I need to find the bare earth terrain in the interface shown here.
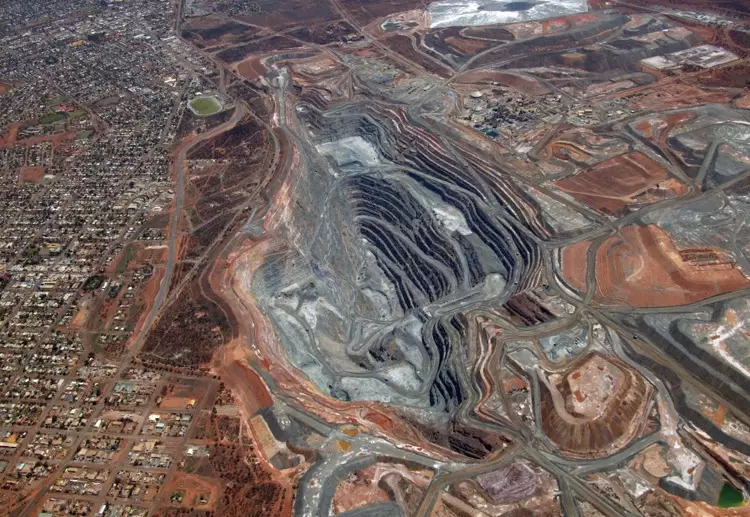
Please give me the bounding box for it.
[0,0,749,516]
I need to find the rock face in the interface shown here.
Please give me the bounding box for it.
[475,461,542,503]
[539,353,652,458]
[251,91,545,415]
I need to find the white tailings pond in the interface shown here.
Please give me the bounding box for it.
[428,0,588,28]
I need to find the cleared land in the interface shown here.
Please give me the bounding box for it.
[552,152,687,216]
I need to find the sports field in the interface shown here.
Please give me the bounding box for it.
[188,95,222,116]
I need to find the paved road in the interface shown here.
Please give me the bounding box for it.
[18,98,245,517]
[138,104,246,356]
[177,4,750,516]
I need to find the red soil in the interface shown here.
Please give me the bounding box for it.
[161,471,221,512]
[552,152,685,216]
[562,225,750,307]
[70,306,90,329]
[222,358,273,415]
[332,464,391,514]
[540,353,651,457]
[19,167,46,183]
[128,267,164,347]
[454,70,550,95]
[4,122,21,147]
[550,142,594,162]
[444,35,491,55]
[735,93,750,109]
[236,57,268,81]
[383,34,453,79]
[561,240,590,294]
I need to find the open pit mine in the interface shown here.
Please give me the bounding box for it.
[164,0,750,515]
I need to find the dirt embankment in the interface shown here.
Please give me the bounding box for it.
[563,225,750,307]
